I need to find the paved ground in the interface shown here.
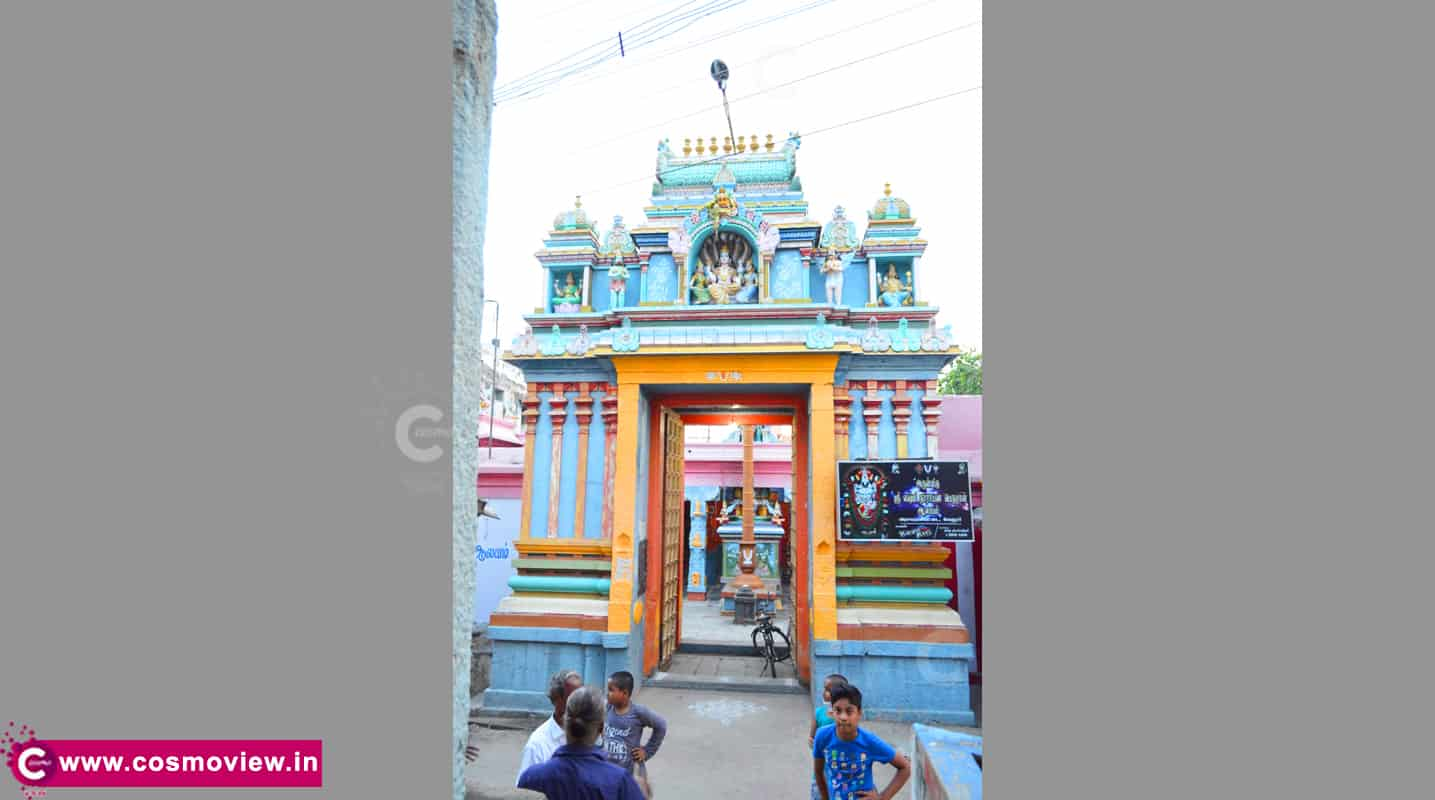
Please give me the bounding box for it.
[465,684,978,800]
[664,652,799,681]
[680,596,791,647]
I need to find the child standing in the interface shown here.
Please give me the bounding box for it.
[603,671,668,775]
[809,674,848,800]
[812,684,911,800]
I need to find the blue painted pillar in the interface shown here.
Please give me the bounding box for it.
[556,395,581,537]
[685,485,718,597]
[544,267,554,314]
[908,386,928,458]
[582,389,607,538]
[877,388,898,459]
[528,390,554,538]
[848,389,869,459]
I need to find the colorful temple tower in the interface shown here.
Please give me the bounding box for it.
[483,132,975,725]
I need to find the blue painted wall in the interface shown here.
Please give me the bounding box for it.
[528,390,554,537]
[556,395,580,537]
[473,497,521,629]
[484,627,634,715]
[770,248,807,300]
[591,266,611,312]
[582,388,607,538]
[811,639,975,726]
[842,260,868,307]
[646,253,678,303]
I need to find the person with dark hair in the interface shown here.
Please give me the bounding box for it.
[809,673,849,800]
[813,684,911,800]
[518,686,648,800]
[516,669,583,787]
[602,670,667,773]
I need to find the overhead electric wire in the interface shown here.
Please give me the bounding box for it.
[494,0,751,104]
[493,0,704,100]
[496,0,749,103]
[499,0,843,107]
[555,20,981,159]
[571,85,982,199]
[501,0,940,110]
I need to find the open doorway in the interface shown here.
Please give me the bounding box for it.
[677,421,794,656]
[642,389,808,684]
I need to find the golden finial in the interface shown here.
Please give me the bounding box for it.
[735,136,746,153]
[683,138,692,156]
[723,136,732,154]
[884,183,892,197]
[765,133,775,151]
[709,136,718,155]
[750,134,758,152]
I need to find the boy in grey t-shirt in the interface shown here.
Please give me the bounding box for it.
[603,670,667,772]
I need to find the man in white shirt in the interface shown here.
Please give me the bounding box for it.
[515,668,584,787]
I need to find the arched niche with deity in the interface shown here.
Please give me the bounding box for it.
[685,224,763,305]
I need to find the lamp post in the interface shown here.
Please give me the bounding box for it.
[484,298,500,459]
[710,59,736,158]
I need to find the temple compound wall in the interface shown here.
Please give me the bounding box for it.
[478,132,975,725]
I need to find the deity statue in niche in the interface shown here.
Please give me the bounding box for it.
[552,272,583,312]
[608,253,630,308]
[878,263,914,307]
[697,230,756,305]
[689,265,711,304]
[735,259,760,304]
[704,247,742,304]
[819,248,845,306]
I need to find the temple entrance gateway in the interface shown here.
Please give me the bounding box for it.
[481,132,975,724]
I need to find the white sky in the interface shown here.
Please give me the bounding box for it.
[482,0,982,352]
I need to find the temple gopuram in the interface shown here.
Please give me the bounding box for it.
[482,132,974,725]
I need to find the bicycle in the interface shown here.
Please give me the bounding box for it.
[751,611,792,677]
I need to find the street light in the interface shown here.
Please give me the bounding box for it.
[484,298,501,460]
[710,59,736,158]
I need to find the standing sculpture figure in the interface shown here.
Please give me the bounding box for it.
[820,249,845,306]
[609,253,630,308]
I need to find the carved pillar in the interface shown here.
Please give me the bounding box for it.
[730,424,764,591]
[638,259,648,303]
[922,379,944,459]
[546,385,568,537]
[582,264,593,308]
[877,381,898,460]
[867,256,878,306]
[601,389,619,539]
[906,380,929,459]
[833,385,851,462]
[518,383,542,540]
[910,254,921,304]
[863,380,882,459]
[893,385,912,459]
[543,267,554,313]
[571,384,594,539]
[848,386,868,460]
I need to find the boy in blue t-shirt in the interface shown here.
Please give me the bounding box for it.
[812,684,911,800]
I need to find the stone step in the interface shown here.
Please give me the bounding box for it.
[676,639,761,656]
[644,671,806,695]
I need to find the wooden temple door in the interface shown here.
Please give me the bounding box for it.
[658,407,685,669]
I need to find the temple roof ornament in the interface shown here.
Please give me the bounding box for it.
[553,195,594,231]
[603,215,637,257]
[869,183,913,221]
[820,205,860,252]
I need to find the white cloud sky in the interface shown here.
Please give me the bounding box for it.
[481,0,981,351]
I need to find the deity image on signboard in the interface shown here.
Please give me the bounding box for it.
[841,465,889,539]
